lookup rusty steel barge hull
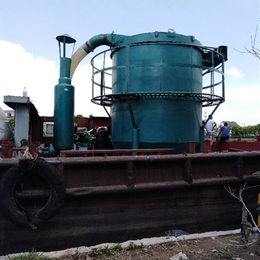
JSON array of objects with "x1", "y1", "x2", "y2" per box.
[{"x1": 1, "y1": 151, "x2": 260, "y2": 255}]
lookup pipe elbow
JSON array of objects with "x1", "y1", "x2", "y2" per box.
[
  {"x1": 70, "y1": 33, "x2": 124, "y2": 79},
  {"x1": 88, "y1": 34, "x2": 113, "y2": 50},
  {"x1": 70, "y1": 34, "x2": 113, "y2": 79},
  {"x1": 80, "y1": 34, "x2": 113, "y2": 54}
]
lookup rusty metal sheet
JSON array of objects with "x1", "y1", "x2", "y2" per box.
[{"x1": 0, "y1": 151, "x2": 260, "y2": 255}]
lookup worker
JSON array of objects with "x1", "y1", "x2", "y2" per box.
[
  {"x1": 205, "y1": 115, "x2": 217, "y2": 150},
  {"x1": 215, "y1": 122, "x2": 231, "y2": 152}
]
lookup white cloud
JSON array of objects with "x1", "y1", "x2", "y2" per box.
[
  {"x1": 226, "y1": 67, "x2": 244, "y2": 79},
  {"x1": 203, "y1": 84, "x2": 260, "y2": 126},
  {"x1": 0, "y1": 40, "x2": 108, "y2": 117},
  {"x1": 0, "y1": 40, "x2": 58, "y2": 116},
  {"x1": 226, "y1": 85, "x2": 260, "y2": 101}
]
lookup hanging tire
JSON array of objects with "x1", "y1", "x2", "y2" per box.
[
  {"x1": 0, "y1": 164, "x2": 32, "y2": 228},
  {"x1": 0, "y1": 158, "x2": 66, "y2": 228}
]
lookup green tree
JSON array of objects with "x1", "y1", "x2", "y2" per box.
[
  {"x1": 230, "y1": 125, "x2": 241, "y2": 138},
  {"x1": 75, "y1": 114, "x2": 84, "y2": 118},
  {"x1": 9, "y1": 118, "x2": 15, "y2": 128}
]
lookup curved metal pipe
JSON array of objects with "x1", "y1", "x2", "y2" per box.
[{"x1": 70, "y1": 33, "x2": 124, "y2": 79}]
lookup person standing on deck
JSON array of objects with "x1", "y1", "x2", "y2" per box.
[
  {"x1": 205, "y1": 115, "x2": 217, "y2": 150},
  {"x1": 215, "y1": 122, "x2": 231, "y2": 151}
]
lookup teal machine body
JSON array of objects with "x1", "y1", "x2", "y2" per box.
[
  {"x1": 111, "y1": 32, "x2": 203, "y2": 151},
  {"x1": 54, "y1": 34, "x2": 76, "y2": 151},
  {"x1": 71, "y1": 30, "x2": 227, "y2": 153}
]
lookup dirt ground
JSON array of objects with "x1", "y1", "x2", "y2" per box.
[{"x1": 53, "y1": 233, "x2": 260, "y2": 260}]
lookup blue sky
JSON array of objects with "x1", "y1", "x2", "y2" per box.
[{"x1": 0, "y1": 0, "x2": 259, "y2": 126}]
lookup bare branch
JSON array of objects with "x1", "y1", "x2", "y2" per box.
[
  {"x1": 224, "y1": 186, "x2": 239, "y2": 200},
  {"x1": 234, "y1": 25, "x2": 260, "y2": 59},
  {"x1": 225, "y1": 183, "x2": 259, "y2": 233}
]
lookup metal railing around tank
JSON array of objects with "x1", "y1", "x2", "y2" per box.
[{"x1": 90, "y1": 43, "x2": 227, "y2": 115}]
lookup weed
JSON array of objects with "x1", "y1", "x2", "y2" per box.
[
  {"x1": 101, "y1": 246, "x2": 113, "y2": 256},
  {"x1": 178, "y1": 239, "x2": 191, "y2": 246},
  {"x1": 127, "y1": 241, "x2": 144, "y2": 250},
  {"x1": 167, "y1": 241, "x2": 176, "y2": 247},
  {"x1": 88, "y1": 244, "x2": 122, "y2": 258},
  {"x1": 127, "y1": 241, "x2": 138, "y2": 250},
  {"x1": 72, "y1": 248, "x2": 80, "y2": 260},
  {"x1": 111, "y1": 243, "x2": 122, "y2": 252},
  {"x1": 142, "y1": 246, "x2": 151, "y2": 253},
  {"x1": 6, "y1": 249, "x2": 48, "y2": 260},
  {"x1": 89, "y1": 248, "x2": 102, "y2": 257},
  {"x1": 219, "y1": 249, "x2": 233, "y2": 259}
]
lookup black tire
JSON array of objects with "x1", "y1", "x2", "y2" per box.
[
  {"x1": 32, "y1": 159, "x2": 66, "y2": 220},
  {"x1": 0, "y1": 164, "x2": 32, "y2": 228},
  {"x1": 0, "y1": 158, "x2": 65, "y2": 228}
]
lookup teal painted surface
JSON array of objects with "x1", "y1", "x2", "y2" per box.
[
  {"x1": 110, "y1": 32, "x2": 203, "y2": 150},
  {"x1": 54, "y1": 57, "x2": 74, "y2": 150}
]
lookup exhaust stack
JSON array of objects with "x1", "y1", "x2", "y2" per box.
[{"x1": 54, "y1": 34, "x2": 76, "y2": 151}]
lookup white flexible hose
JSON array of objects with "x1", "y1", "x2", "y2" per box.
[
  {"x1": 70, "y1": 33, "x2": 123, "y2": 79},
  {"x1": 70, "y1": 44, "x2": 88, "y2": 79}
]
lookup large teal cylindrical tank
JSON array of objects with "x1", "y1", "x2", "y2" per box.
[{"x1": 110, "y1": 31, "x2": 203, "y2": 152}]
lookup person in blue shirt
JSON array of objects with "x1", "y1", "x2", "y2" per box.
[{"x1": 215, "y1": 122, "x2": 231, "y2": 151}]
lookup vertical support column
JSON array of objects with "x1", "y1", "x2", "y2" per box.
[
  {"x1": 4, "y1": 96, "x2": 31, "y2": 148},
  {"x1": 14, "y1": 103, "x2": 30, "y2": 147},
  {"x1": 257, "y1": 194, "x2": 260, "y2": 229},
  {"x1": 189, "y1": 141, "x2": 196, "y2": 153},
  {"x1": 132, "y1": 128, "x2": 140, "y2": 150},
  {"x1": 199, "y1": 125, "x2": 205, "y2": 152}
]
